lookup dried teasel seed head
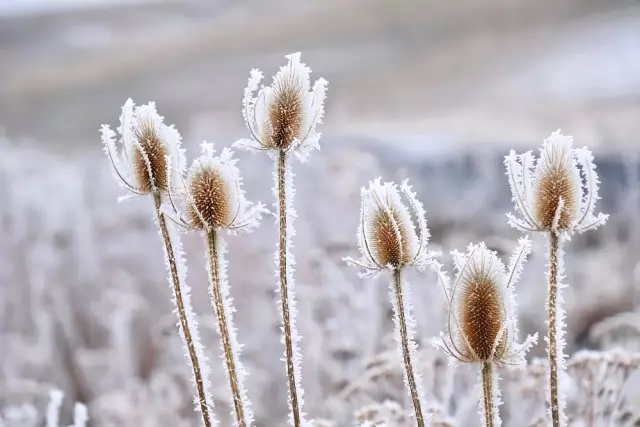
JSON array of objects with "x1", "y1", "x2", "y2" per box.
[
  {"x1": 505, "y1": 130, "x2": 608, "y2": 234},
  {"x1": 180, "y1": 143, "x2": 267, "y2": 233},
  {"x1": 101, "y1": 99, "x2": 185, "y2": 197},
  {"x1": 345, "y1": 179, "x2": 437, "y2": 276},
  {"x1": 236, "y1": 52, "x2": 328, "y2": 162},
  {"x1": 436, "y1": 238, "x2": 538, "y2": 365}
]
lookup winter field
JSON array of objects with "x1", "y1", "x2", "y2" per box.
[{"x1": 1, "y1": 0, "x2": 640, "y2": 426}]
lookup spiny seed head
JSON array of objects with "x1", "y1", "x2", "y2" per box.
[
  {"x1": 236, "y1": 52, "x2": 328, "y2": 162},
  {"x1": 436, "y1": 238, "x2": 538, "y2": 365},
  {"x1": 345, "y1": 178, "x2": 437, "y2": 276},
  {"x1": 182, "y1": 143, "x2": 266, "y2": 233},
  {"x1": 504, "y1": 130, "x2": 608, "y2": 234},
  {"x1": 100, "y1": 98, "x2": 185, "y2": 197}
]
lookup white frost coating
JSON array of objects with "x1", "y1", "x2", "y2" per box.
[
  {"x1": 207, "y1": 234, "x2": 255, "y2": 426},
  {"x1": 100, "y1": 98, "x2": 186, "y2": 197},
  {"x1": 157, "y1": 211, "x2": 218, "y2": 426},
  {"x1": 504, "y1": 130, "x2": 608, "y2": 234},
  {"x1": 273, "y1": 156, "x2": 307, "y2": 426},
  {"x1": 72, "y1": 403, "x2": 89, "y2": 427},
  {"x1": 477, "y1": 366, "x2": 503, "y2": 427},
  {"x1": 344, "y1": 178, "x2": 438, "y2": 277},
  {"x1": 46, "y1": 390, "x2": 63, "y2": 427},
  {"x1": 545, "y1": 233, "x2": 568, "y2": 427},
  {"x1": 236, "y1": 53, "x2": 328, "y2": 163},
  {"x1": 389, "y1": 272, "x2": 431, "y2": 426}
]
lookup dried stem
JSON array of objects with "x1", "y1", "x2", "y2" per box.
[
  {"x1": 206, "y1": 230, "x2": 248, "y2": 427},
  {"x1": 392, "y1": 268, "x2": 425, "y2": 427},
  {"x1": 548, "y1": 231, "x2": 560, "y2": 427},
  {"x1": 278, "y1": 150, "x2": 302, "y2": 427},
  {"x1": 153, "y1": 192, "x2": 212, "y2": 427},
  {"x1": 481, "y1": 362, "x2": 495, "y2": 427}
]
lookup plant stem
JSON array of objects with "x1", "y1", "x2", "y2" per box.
[
  {"x1": 548, "y1": 231, "x2": 560, "y2": 427},
  {"x1": 153, "y1": 192, "x2": 212, "y2": 427},
  {"x1": 207, "y1": 229, "x2": 247, "y2": 427},
  {"x1": 277, "y1": 150, "x2": 302, "y2": 427},
  {"x1": 392, "y1": 269, "x2": 425, "y2": 427},
  {"x1": 481, "y1": 362, "x2": 495, "y2": 427}
]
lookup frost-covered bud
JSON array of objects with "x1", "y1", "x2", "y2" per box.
[
  {"x1": 236, "y1": 52, "x2": 328, "y2": 162},
  {"x1": 436, "y1": 238, "x2": 538, "y2": 365},
  {"x1": 100, "y1": 98, "x2": 185, "y2": 196},
  {"x1": 345, "y1": 178, "x2": 437, "y2": 276},
  {"x1": 181, "y1": 143, "x2": 266, "y2": 233},
  {"x1": 505, "y1": 130, "x2": 608, "y2": 234}
]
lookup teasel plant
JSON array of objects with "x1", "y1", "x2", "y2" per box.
[
  {"x1": 234, "y1": 52, "x2": 327, "y2": 427},
  {"x1": 100, "y1": 99, "x2": 217, "y2": 427},
  {"x1": 433, "y1": 238, "x2": 538, "y2": 427},
  {"x1": 504, "y1": 130, "x2": 608, "y2": 427},
  {"x1": 344, "y1": 178, "x2": 439, "y2": 427},
  {"x1": 164, "y1": 142, "x2": 268, "y2": 427}
]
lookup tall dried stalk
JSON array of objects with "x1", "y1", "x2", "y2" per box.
[
  {"x1": 277, "y1": 150, "x2": 301, "y2": 427},
  {"x1": 207, "y1": 229, "x2": 247, "y2": 427},
  {"x1": 547, "y1": 231, "x2": 560, "y2": 427},
  {"x1": 154, "y1": 192, "x2": 212, "y2": 427},
  {"x1": 392, "y1": 269, "x2": 425, "y2": 427},
  {"x1": 481, "y1": 362, "x2": 495, "y2": 427}
]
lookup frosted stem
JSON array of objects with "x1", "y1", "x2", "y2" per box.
[
  {"x1": 154, "y1": 192, "x2": 213, "y2": 427},
  {"x1": 392, "y1": 269, "x2": 426, "y2": 427},
  {"x1": 206, "y1": 230, "x2": 248, "y2": 427},
  {"x1": 548, "y1": 231, "x2": 561, "y2": 427},
  {"x1": 277, "y1": 150, "x2": 302, "y2": 427},
  {"x1": 481, "y1": 362, "x2": 494, "y2": 427}
]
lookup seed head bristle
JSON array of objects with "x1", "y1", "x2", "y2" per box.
[
  {"x1": 187, "y1": 165, "x2": 235, "y2": 230},
  {"x1": 265, "y1": 70, "x2": 305, "y2": 151},
  {"x1": 533, "y1": 137, "x2": 580, "y2": 231},
  {"x1": 368, "y1": 206, "x2": 412, "y2": 268},
  {"x1": 459, "y1": 271, "x2": 506, "y2": 362},
  {"x1": 133, "y1": 116, "x2": 169, "y2": 193}
]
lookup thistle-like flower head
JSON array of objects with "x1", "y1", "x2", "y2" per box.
[
  {"x1": 505, "y1": 130, "x2": 609, "y2": 234},
  {"x1": 100, "y1": 98, "x2": 185, "y2": 198},
  {"x1": 167, "y1": 143, "x2": 267, "y2": 234},
  {"x1": 344, "y1": 178, "x2": 437, "y2": 276},
  {"x1": 235, "y1": 52, "x2": 328, "y2": 162},
  {"x1": 435, "y1": 238, "x2": 538, "y2": 365}
]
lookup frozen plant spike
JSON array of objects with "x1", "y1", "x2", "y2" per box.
[
  {"x1": 234, "y1": 53, "x2": 327, "y2": 427},
  {"x1": 345, "y1": 178, "x2": 439, "y2": 427},
  {"x1": 100, "y1": 101, "x2": 217, "y2": 427},
  {"x1": 435, "y1": 239, "x2": 538, "y2": 427},
  {"x1": 235, "y1": 52, "x2": 328, "y2": 163},
  {"x1": 167, "y1": 142, "x2": 267, "y2": 427},
  {"x1": 504, "y1": 130, "x2": 608, "y2": 427}
]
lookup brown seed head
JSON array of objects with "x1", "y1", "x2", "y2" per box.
[
  {"x1": 459, "y1": 272, "x2": 507, "y2": 362},
  {"x1": 264, "y1": 72, "x2": 305, "y2": 151},
  {"x1": 368, "y1": 207, "x2": 413, "y2": 268},
  {"x1": 132, "y1": 116, "x2": 168, "y2": 193},
  {"x1": 186, "y1": 165, "x2": 235, "y2": 230}
]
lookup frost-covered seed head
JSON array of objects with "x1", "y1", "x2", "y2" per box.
[
  {"x1": 345, "y1": 179, "x2": 437, "y2": 275},
  {"x1": 100, "y1": 98, "x2": 185, "y2": 197},
  {"x1": 236, "y1": 52, "x2": 328, "y2": 162},
  {"x1": 436, "y1": 238, "x2": 538, "y2": 365},
  {"x1": 181, "y1": 143, "x2": 266, "y2": 233},
  {"x1": 504, "y1": 130, "x2": 608, "y2": 234}
]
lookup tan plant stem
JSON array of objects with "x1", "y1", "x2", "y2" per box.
[
  {"x1": 392, "y1": 269, "x2": 425, "y2": 427},
  {"x1": 481, "y1": 362, "x2": 495, "y2": 427},
  {"x1": 153, "y1": 192, "x2": 212, "y2": 427},
  {"x1": 277, "y1": 150, "x2": 302, "y2": 427},
  {"x1": 548, "y1": 230, "x2": 560, "y2": 427},
  {"x1": 206, "y1": 229, "x2": 247, "y2": 427}
]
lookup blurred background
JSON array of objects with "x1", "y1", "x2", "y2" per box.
[{"x1": 1, "y1": 0, "x2": 639, "y2": 425}]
